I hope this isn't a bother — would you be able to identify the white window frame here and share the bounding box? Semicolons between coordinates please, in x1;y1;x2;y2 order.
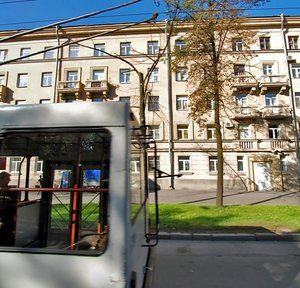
0;49;8;61
149;125;160;140
35;159;44;173
120;42;131;56
44;47;55;59
234;64;245;76
175;39;186;50
119;96;130;103
239;124;251;139
149;68;159;83
94;44;105;56
120;69;131;83
66;71;78;88
69;45;79;58
232;38;243;51
292;64;300;78
178;156;191;172
177;124;189;140
41;72;52;87
147;41;159;55
265;93;277;106
237;156;245;172
148;155;160;171
17;73;28;88
263;63;273;75
131;157;140;173
209;156;218;172
20;48;30;60
269;124;279;139
259;37;271;50
0;74;5;85
10;157;22;173
207;126;216;140
295;92;300;108
92;69;105;81
175;67;188;81
176;95;188;111
288;36;298;50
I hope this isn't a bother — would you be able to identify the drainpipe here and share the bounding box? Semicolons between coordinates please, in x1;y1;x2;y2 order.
280;14;300;185
165;20;175;189
53;25;61;103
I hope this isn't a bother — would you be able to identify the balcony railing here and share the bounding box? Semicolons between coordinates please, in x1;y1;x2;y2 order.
233;106;261;120
85;80;109;97
57;81;84;99
259;75;287;84
261;105;291;119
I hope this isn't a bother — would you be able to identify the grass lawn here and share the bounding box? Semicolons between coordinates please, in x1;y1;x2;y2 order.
149;204;300;233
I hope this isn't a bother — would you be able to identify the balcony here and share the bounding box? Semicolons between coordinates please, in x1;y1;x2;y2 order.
259;75;288;94
231;139;294;151
57;81;84;100
231;76;258;94
85;80;109;98
0;85;8;102
233;106;261;120
261;105;291;119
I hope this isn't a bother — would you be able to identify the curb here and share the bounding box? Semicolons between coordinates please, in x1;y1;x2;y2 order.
159;232;300;242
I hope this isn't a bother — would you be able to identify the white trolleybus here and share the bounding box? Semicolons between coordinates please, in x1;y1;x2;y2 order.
0;102;159;288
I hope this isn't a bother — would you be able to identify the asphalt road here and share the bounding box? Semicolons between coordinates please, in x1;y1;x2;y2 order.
149;240;300;288
150;189;300;205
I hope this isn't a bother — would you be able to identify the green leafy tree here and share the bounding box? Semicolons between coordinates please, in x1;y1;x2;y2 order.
165;0;269;206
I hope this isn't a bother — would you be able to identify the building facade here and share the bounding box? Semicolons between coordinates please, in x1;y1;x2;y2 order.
0;16;300;191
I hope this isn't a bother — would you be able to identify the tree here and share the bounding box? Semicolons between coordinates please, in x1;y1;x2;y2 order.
165;0;269;206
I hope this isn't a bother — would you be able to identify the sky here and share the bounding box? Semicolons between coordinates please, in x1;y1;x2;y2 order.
0;0;300;31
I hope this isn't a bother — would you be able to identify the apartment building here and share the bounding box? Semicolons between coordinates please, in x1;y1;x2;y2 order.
0;16;300;191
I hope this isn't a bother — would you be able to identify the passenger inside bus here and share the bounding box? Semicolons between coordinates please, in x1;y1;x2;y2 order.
0;171;18;246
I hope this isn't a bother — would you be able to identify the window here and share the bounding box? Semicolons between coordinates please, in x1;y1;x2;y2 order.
259;37;271;50
288;36;298;50
175;39;186;50
265;94;277;106
10;157;21;173
44;47;55;59
92;97;103;102
119;96;130;103
269;124;279;139
147;41;159;55
176;95;188;111
234;64;245;76
148;156;160;171
209;156;218;172
20;48;30;60
236;94;247;107
207;126;216;140
65;97;76;103
177;124;189;140
92;69;105;81
0;74;5;85
40;99;51;104
69;45;79;58
120;69;131;83
295;92;300;108
41;72;52;87
0;49;8;61
149;125;160;140
292;64;300;78
67;71;78;88
17;73;28;88
120;42;131;55
35;158;43;173
237;156;244;172
149;68;159;82
207;98;215;110
131;157;140;173
148;96;159;111
94;44;105;56
263;63;273;75
15;100;26;105
175;67;188;81
178;156;191;172
232;38;243;51
239;124;250;139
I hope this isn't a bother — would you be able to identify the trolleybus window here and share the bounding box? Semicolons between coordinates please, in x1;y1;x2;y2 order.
0;129;110;255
